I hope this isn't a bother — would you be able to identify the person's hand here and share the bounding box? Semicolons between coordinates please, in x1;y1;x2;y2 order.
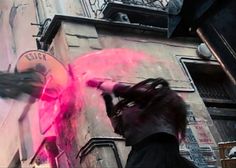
99;80;116;93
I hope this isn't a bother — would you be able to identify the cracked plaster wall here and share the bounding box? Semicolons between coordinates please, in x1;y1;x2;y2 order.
0;0;37;166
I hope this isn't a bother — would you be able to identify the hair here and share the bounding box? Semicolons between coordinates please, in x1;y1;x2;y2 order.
114;78;188;140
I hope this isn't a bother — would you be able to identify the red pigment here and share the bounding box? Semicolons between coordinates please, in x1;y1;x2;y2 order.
38;48;154;135
72;48;154;88
38;76;77;134
34;48;155;161
71;48;155;124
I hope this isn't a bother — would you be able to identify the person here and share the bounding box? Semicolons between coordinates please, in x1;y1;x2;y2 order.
101;78;197;168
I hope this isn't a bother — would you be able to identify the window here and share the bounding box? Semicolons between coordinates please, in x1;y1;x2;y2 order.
182;59;236;141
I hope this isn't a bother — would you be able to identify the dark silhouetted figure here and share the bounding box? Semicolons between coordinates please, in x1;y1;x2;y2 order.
101;78;197;168
0;69;43;99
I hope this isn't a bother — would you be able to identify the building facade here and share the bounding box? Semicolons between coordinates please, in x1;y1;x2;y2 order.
0;0;236;167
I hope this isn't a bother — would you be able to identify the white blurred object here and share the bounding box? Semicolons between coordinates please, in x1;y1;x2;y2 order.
197;43;212;60
229;146;236;158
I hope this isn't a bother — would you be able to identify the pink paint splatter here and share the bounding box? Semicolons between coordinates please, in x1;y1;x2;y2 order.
72;48;154;90
70;48;154;123
38;48;154;134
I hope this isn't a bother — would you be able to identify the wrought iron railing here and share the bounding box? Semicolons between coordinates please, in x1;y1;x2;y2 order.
88;0;169;18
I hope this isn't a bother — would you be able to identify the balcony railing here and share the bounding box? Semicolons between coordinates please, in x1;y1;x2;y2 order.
82;0;170;31
88;0;169;18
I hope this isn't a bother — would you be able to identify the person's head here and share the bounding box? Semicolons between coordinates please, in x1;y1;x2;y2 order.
114;78;188;140
140;78;188;140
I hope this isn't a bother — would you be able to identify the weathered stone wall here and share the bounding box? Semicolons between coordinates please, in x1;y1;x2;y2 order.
49;21;221;167
0;0;38;166
0;0;86;167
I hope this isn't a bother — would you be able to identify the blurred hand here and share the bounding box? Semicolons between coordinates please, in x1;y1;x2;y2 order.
101;92;114;117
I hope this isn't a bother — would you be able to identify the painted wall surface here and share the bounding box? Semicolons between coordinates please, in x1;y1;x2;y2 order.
35;0;83;23
0;0;85;166
0;0;38;166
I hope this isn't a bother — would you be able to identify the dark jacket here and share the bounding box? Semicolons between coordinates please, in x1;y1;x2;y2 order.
109;104;178;146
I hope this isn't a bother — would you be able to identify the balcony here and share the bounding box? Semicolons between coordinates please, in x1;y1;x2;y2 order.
86;0;169;28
